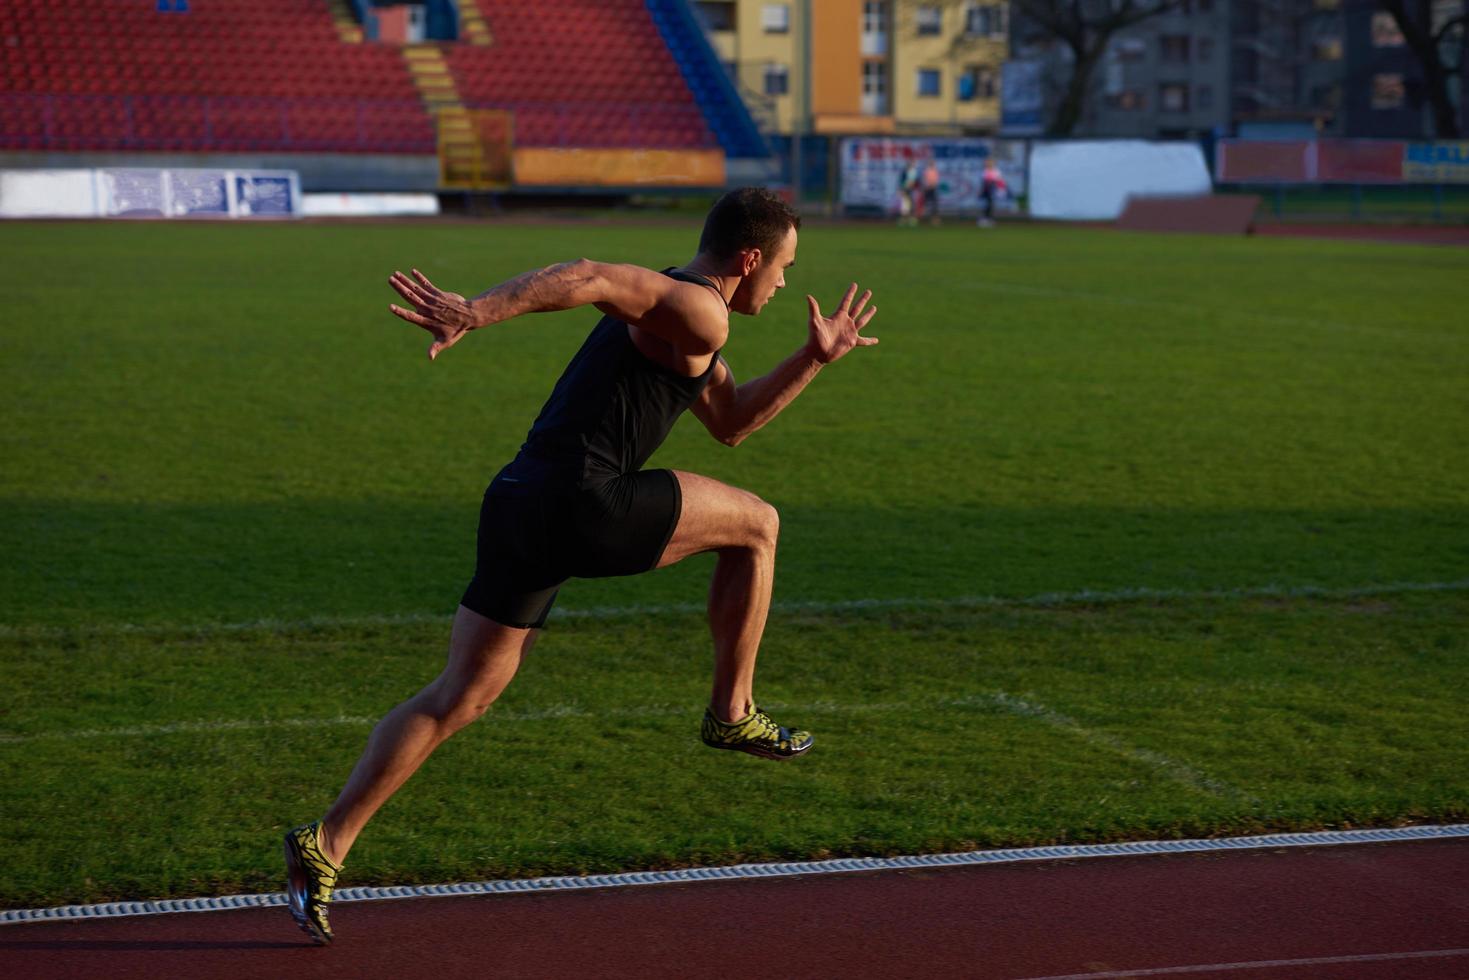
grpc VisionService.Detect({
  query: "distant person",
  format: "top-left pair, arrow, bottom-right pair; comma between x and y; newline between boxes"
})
921,156 -> 941,225
282,188 -> 881,944
899,158 -> 922,226
978,159 -> 1008,228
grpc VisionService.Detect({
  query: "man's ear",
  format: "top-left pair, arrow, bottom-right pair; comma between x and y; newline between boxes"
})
739,248 -> 762,278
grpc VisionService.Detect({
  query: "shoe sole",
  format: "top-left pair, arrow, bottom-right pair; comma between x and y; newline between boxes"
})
702,738 -> 813,761
283,835 -> 332,945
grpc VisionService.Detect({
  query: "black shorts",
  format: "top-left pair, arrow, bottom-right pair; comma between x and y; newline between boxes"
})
460,469 -> 683,629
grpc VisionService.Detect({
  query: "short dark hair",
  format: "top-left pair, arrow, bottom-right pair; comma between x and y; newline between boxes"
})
697,187 -> 801,261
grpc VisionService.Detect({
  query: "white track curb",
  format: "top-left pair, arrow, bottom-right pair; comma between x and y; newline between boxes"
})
5,824 -> 1467,924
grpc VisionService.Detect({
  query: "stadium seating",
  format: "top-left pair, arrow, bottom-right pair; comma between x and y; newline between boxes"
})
445,1 -> 717,150
0,0 -> 718,158
0,0 -> 437,154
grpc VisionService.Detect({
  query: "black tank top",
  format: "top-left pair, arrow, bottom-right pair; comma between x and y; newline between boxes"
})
494,268 -> 722,489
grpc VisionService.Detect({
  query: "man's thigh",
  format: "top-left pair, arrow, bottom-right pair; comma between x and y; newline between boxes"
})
655,470 -> 777,568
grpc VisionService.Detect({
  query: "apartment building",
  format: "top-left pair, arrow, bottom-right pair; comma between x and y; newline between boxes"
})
694,1 -> 1010,136
1009,0 -> 1232,139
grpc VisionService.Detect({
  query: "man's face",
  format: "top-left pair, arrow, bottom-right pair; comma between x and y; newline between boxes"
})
733,225 -> 797,316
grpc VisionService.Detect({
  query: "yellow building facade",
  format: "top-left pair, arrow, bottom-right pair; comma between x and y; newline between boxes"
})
696,0 -> 1008,136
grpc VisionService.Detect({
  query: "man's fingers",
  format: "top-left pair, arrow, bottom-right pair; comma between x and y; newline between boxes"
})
849,288 -> 872,319
389,273 -> 430,306
389,303 -> 432,327
837,282 -> 858,312
857,335 -> 879,346
806,294 -> 821,320
411,268 -> 436,292
857,306 -> 877,329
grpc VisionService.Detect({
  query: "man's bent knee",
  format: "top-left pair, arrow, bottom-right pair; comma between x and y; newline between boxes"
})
751,500 -> 779,552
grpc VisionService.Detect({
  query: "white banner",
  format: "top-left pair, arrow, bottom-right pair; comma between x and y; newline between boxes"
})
0,168 -> 301,219
839,138 -> 1028,215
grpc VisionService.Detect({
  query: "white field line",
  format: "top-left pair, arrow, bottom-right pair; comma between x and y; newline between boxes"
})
1012,948 -> 1469,980
979,692 -> 1251,801
0,693 -> 1266,808
0,695 -> 964,745
2,579 -> 1465,643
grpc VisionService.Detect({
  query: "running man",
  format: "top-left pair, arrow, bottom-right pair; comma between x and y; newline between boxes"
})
284,188 -> 879,943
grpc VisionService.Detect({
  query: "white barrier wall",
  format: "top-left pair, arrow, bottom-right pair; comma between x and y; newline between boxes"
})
0,168 -> 301,218
1028,141 -> 1212,220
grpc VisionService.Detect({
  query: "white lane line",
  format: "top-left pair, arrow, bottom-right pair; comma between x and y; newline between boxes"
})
1011,947 -> 1469,980
4,825 -> 1468,925
980,692 -> 1250,801
2,579 -> 1465,642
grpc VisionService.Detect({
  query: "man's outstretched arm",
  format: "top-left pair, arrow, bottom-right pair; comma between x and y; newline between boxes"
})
692,283 -> 878,447
388,262 -> 726,361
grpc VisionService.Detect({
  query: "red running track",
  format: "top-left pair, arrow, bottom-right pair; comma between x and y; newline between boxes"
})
2,839 -> 1467,979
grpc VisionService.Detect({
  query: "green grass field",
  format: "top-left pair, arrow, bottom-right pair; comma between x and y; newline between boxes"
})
2,218 -> 1466,909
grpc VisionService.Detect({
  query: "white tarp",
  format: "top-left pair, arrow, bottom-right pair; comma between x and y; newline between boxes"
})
1028,141 -> 1212,220
840,137 -> 1028,215
0,168 -> 301,218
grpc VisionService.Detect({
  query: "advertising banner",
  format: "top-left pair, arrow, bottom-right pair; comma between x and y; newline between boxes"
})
839,138 -> 1027,215
1217,139 -> 1469,184
0,168 -> 300,219
1403,142 -> 1469,183
1000,60 -> 1044,136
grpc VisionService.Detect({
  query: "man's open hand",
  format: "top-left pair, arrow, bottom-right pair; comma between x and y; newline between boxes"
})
805,283 -> 878,365
388,269 -> 476,361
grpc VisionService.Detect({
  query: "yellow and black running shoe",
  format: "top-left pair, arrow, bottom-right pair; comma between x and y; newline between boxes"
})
283,821 -> 341,944
701,705 -> 813,761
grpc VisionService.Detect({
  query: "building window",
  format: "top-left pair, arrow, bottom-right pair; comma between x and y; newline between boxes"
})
916,67 -> 941,96
1115,37 -> 1147,63
1196,84 -> 1213,110
763,62 -> 789,96
863,60 -> 888,95
1312,37 -> 1343,61
1107,90 -> 1146,110
862,0 -> 888,34
762,3 -> 789,33
1160,35 -> 1190,63
1159,82 -> 1189,112
1371,73 -> 1405,108
862,1 -> 889,55
1197,36 -> 1213,62
862,59 -> 889,113
695,1 -> 735,32
1312,83 -> 1341,111
1371,11 -> 1405,46
957,65 -> 997,100
965,3 -> 1006,37
916,5 -> 942,35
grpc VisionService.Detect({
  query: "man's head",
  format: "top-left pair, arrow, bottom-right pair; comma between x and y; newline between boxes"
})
697,187 -> 800,315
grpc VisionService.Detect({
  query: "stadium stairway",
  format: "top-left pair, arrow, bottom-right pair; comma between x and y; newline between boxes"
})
457,2 -> 493,46
326,0 -> 364,44
399,45 -> 482,185
642,0 -> 770,164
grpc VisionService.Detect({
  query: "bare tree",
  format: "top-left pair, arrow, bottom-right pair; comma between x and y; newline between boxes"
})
1010,0 -> 1182,135
1377,0 -> 1465,137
